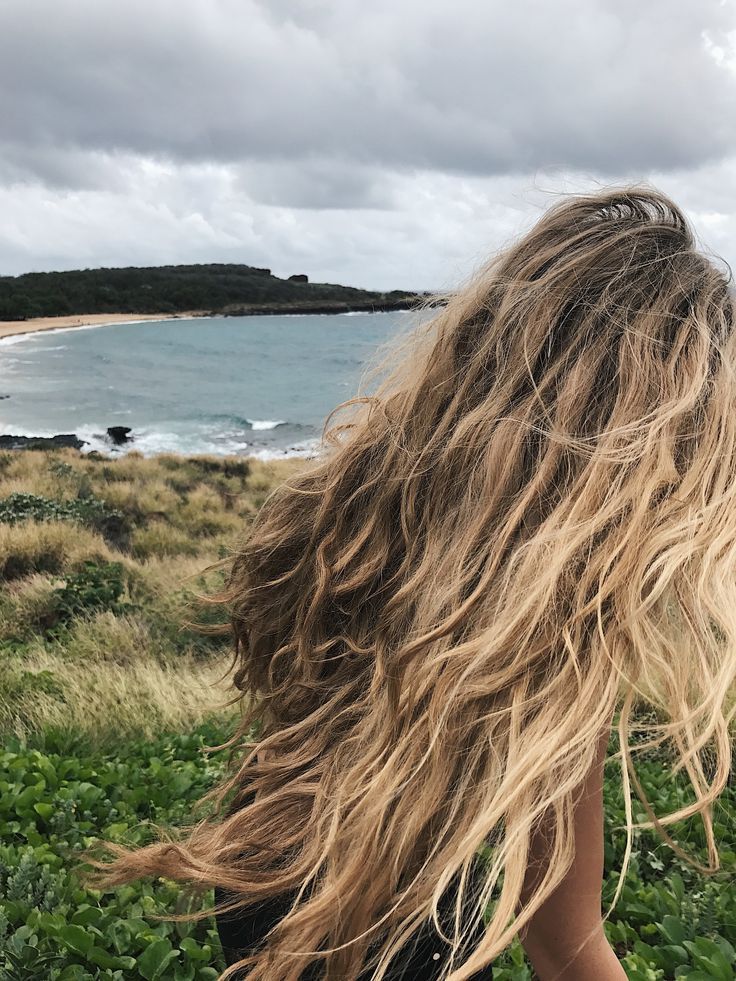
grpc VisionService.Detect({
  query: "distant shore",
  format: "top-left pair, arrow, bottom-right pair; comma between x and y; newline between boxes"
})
0,310 -> 208,341
0,300 -> 425,342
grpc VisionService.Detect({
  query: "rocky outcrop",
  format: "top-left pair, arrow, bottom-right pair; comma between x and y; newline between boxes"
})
0,433 -> 88,450
0,426 -> 135,451
106,426 -> 133,445
219,296 -> 426,317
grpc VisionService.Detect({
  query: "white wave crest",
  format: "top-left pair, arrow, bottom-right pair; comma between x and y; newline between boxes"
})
246,418 -> 287,430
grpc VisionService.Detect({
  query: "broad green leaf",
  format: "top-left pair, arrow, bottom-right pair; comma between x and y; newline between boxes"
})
180,937 -> 212,961
658,915 -> 686,946
70,905 -> 104,928
87,946 -> 136,970
60,924 -> 94,956
137,938 -> 180,980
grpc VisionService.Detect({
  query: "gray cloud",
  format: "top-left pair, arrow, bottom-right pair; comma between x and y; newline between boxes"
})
0,0 -> 734,286
1,162 -> 734,292
2,0 -> 735,181
234,157 -> 396,210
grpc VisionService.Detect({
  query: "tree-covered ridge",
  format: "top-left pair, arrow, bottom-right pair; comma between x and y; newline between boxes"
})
0,263 -> 424,320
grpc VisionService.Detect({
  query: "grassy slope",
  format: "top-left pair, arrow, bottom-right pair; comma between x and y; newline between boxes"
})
0,448 -> 305,744
0,449 -> 733,980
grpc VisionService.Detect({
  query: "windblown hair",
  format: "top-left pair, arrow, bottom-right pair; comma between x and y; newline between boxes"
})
89,186 -> 736,980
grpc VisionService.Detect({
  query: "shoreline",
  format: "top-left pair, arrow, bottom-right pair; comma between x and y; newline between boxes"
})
0,310 -> 209,342
0,300 -> 424,343
0,302 -> 420,460
0,433 -> 320,463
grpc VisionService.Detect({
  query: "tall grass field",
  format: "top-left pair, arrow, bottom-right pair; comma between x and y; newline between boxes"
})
0,449 -> 733,980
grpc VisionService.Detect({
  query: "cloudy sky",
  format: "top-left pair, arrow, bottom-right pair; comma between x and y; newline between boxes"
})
1,0 -> 735,291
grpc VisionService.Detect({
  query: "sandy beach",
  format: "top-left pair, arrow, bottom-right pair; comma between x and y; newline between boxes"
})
0,310 -> 209,341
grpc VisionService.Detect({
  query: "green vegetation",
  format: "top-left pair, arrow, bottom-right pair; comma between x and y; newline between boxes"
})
0,723 -> 228,981
0,449 -> 733,979
598,748 -> 734,981
0,263 -> 423,321
0,448 -> 305,743
0,494 -> 129,554
46,561 -> 129,630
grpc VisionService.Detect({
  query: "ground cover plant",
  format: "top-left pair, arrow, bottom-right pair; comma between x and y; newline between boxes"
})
0,449 -> 733,979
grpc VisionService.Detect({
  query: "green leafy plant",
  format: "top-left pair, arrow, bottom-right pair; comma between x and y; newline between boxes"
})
0,722 -> 229,980
47,561 -> 130,628
47,462 -> 77,482
0,493 -> 130,548
0,719 -> 733,979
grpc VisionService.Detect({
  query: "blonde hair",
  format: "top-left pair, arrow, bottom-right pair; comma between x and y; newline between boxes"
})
88,186 -> 736,980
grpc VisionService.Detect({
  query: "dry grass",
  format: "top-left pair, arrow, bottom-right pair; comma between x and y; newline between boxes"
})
0,646 -> 235,745
0,447 -> 309,745
130,522 -> 205,559
0,573 -> 60,642
0,519 -> 116,581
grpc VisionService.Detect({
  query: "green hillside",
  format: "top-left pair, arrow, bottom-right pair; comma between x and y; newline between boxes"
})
0,263 -> 424,320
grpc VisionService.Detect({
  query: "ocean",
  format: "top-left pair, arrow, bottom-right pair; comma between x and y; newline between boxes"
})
0,311 -> 430,459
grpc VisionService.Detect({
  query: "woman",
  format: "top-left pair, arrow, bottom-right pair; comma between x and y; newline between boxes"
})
89,186 -> 736,980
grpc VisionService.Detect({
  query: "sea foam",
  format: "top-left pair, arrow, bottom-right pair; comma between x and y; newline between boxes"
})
246,419 -> 287,430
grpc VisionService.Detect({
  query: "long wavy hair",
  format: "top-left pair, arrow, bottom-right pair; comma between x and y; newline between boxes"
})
88,186 -> 736,980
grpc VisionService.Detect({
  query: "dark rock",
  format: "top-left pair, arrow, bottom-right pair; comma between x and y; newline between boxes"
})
106,426 -> 133,445
219,296 -> 423,317
0,395 -> 9,400
0,433 -> 88,450
288,274 -> 309,283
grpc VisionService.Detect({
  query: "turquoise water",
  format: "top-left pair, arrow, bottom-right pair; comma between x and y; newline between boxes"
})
0,311 -> 427,458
